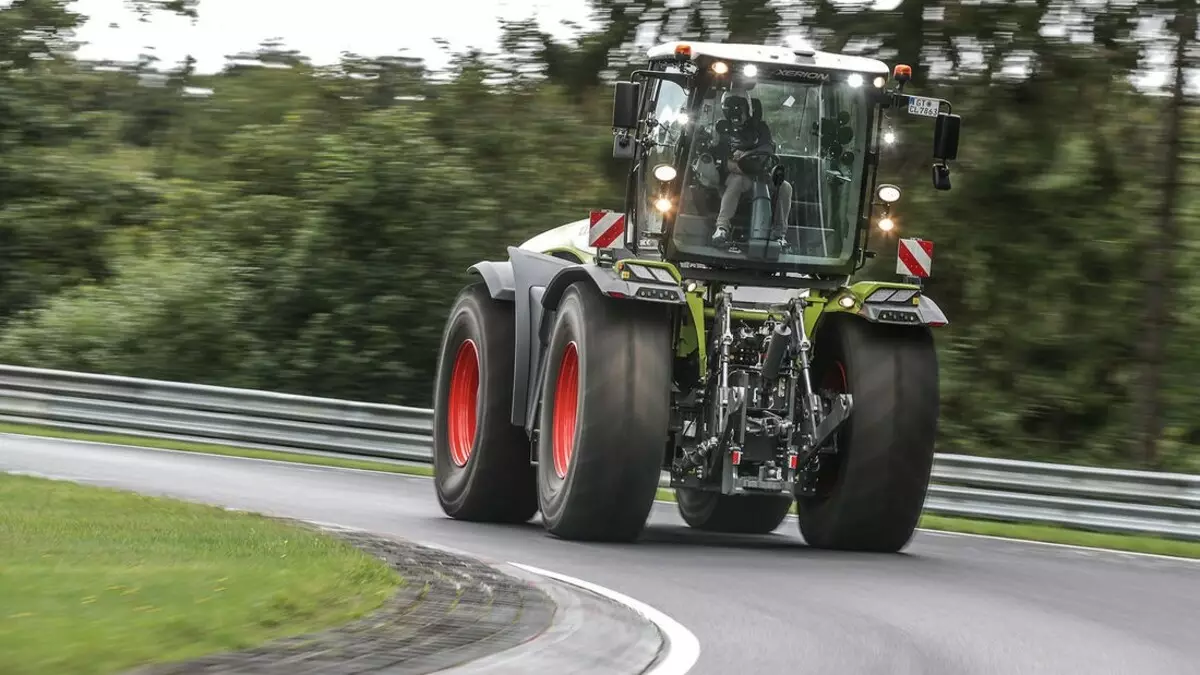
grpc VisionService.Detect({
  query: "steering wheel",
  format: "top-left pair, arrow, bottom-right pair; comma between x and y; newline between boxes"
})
733,148 -> 779,177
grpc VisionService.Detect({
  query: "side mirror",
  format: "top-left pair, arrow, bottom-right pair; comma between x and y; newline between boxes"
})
612,81 -> 641,131
933,113 -> 960,161
932,163 -> 951,191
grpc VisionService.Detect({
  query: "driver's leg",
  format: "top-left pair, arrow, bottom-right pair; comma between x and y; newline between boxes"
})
771,179 -> 793,241
713,174 -> 751,245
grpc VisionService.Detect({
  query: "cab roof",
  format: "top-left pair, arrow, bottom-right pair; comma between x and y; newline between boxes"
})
646,41 -> 890,77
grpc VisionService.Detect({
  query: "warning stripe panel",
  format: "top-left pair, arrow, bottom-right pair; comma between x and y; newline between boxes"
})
589,210 -> 625,248
896,238 -> 933,278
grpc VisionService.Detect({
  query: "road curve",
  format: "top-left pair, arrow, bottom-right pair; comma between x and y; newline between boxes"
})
3,434 -> 1199,675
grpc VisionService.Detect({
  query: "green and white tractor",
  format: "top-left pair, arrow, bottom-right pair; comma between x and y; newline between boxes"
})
430,40 -> 961,552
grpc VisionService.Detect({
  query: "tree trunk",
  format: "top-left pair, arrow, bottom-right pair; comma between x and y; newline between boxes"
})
1136,5 -> 1194,466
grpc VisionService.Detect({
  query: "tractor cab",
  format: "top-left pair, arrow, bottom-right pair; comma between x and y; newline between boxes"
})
612,41 -> 960,284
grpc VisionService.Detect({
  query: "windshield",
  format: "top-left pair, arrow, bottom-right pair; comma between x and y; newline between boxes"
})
669,77 -> 871,270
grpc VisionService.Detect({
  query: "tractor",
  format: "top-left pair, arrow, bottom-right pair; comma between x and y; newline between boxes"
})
430,40 -> 961,552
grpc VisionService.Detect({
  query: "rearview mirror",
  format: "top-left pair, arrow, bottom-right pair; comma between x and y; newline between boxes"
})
933,113 -> 960,161
612,81 -> 641,131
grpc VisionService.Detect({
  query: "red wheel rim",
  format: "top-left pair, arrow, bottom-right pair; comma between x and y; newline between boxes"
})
822,360 -> 847,394
446,339 -> 479,467
551,341 -> 580,479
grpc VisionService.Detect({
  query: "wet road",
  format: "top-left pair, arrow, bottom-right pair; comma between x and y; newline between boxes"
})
3,434 -> 1198,675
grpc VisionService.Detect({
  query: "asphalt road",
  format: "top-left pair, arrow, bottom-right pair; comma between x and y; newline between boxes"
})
3,434 -> 1199,675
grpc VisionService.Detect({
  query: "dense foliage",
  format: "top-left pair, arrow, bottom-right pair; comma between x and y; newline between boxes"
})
0,0 -> 1196,470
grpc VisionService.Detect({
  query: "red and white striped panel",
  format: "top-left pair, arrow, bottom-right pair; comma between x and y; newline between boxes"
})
896,238 -> 933,278
588,210 -> 626,249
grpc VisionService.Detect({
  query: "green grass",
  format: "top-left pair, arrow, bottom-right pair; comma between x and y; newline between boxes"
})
6,422 -> 1199,560
0,473 -> 403,675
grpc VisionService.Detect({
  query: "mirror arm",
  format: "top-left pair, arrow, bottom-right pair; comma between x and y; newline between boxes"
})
629,70 -> 691,88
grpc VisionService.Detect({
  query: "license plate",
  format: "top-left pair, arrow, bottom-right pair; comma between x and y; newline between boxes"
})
740,478 -> 784,491
906,95 -> 940,118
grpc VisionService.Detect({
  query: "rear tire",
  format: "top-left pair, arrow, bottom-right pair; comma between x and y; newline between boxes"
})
536,282 -> 673,542
432,282 -> 537,523
795,316 -> 939,552
676,489 -> 792,534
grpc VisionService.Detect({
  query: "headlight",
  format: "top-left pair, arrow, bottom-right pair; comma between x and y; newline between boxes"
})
653,164 -> 677,182
877,216 -> 895,232
654,197 -> 672,213
712,61 -> 729,75
876,184 -> 901,203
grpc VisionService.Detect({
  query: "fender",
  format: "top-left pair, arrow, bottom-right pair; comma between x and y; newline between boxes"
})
467,260 -> 516,302
541,259 -> 687,311
507,247 -> 574,429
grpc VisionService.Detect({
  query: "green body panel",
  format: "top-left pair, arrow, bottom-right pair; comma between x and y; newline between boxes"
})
801,280 -> 923,335
680,290 -> 707,372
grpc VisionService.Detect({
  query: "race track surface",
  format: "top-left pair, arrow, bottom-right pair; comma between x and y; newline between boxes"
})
3,434 -> 1199,675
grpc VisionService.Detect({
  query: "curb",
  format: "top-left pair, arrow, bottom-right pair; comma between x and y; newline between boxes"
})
124,523 -> 667,675
125,524 -> 557,675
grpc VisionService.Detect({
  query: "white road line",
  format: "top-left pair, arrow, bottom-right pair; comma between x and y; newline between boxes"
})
508,561 -> 701,675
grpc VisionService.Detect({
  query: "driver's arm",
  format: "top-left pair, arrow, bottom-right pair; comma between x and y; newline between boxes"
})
732,120 -> 775,159
749,120 -> 775,154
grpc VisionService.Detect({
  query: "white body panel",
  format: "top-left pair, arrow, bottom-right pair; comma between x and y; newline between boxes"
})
646,41 -> 890,76
519,218 -> 598,259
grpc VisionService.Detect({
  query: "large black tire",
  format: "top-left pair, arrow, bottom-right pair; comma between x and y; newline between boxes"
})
536,281 -> 672,542
676,489 -> 792,534
431,282 -> 537,523
795,316 -> 939,552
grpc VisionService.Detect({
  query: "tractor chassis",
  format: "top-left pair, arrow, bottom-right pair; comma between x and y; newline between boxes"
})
667,287 -> 854,498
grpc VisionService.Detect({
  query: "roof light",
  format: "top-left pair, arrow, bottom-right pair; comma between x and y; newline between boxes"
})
873,76 -> 886,88
892,64 -> 912,82
675,44 -> 692,57
712,61 -> 729,75
742,64 -> 758,77
847,73 -> 864,88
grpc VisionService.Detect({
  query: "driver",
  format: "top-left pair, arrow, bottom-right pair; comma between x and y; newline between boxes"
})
711,94 -> 793,247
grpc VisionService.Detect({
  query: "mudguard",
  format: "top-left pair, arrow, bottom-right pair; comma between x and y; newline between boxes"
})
467,260 -> 516,302
508,247 -> 574,428
541,259 -> 686,311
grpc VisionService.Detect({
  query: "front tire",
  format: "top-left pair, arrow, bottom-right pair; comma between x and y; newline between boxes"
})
432,282 -> 537,523
536,282 -> 673,542
795,316 -> 939,552
676,489 -> 792,534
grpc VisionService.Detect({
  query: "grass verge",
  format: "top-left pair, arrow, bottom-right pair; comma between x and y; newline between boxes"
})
0,472 -> 402,675
6,422 -> 1199,560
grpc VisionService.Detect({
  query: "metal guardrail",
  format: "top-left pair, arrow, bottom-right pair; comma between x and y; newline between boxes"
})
2,364 -> 1198,541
